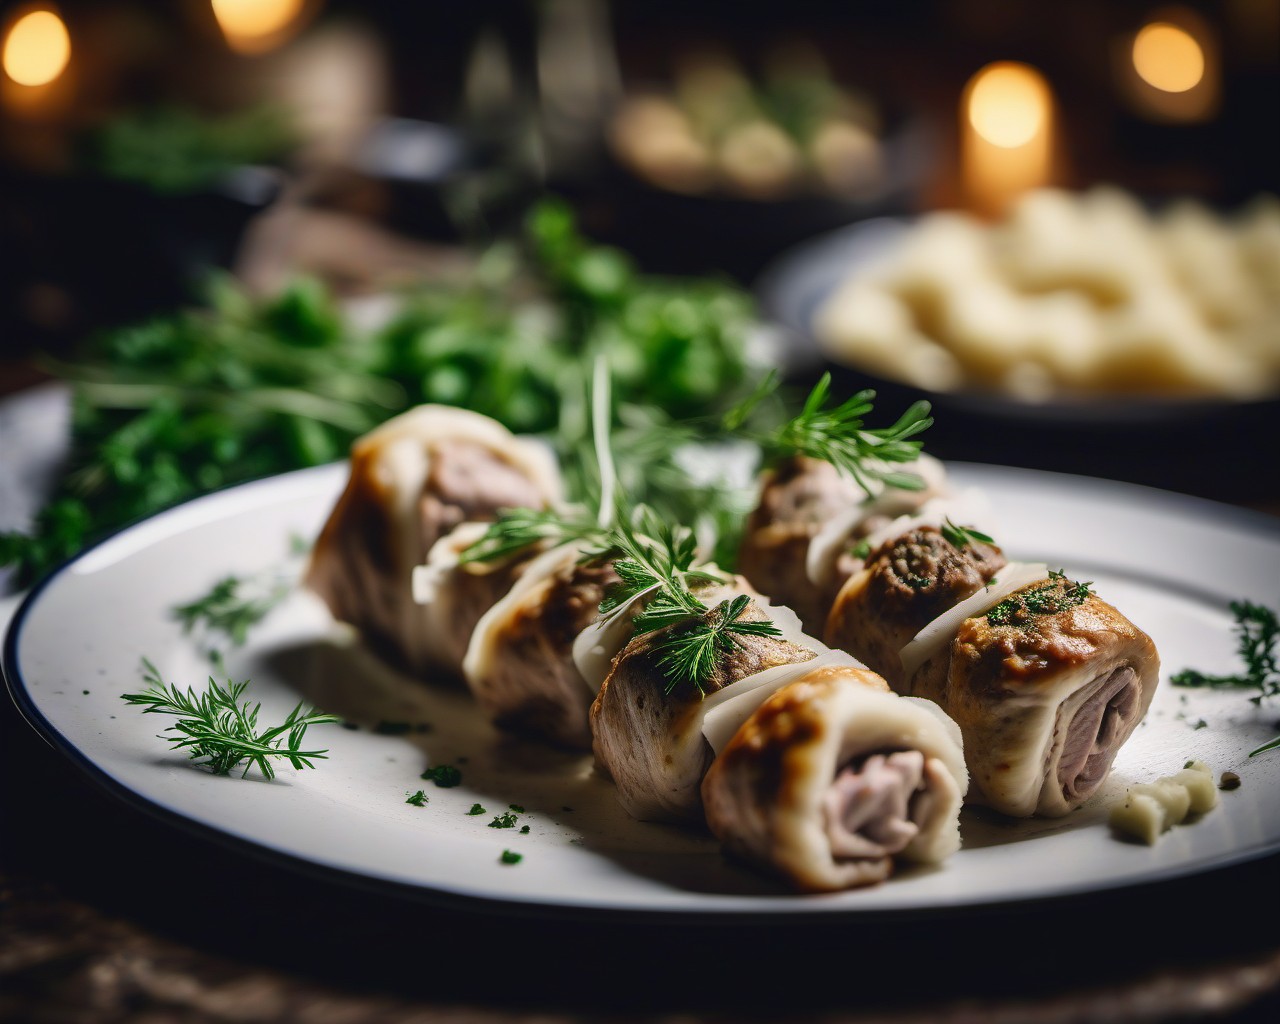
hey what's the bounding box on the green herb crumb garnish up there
[467,803,486,816]
[851,539,871,560]
[500,850,523,865]
[987,570,1093,627]
[405,790,428,807]
[421,764,463,787]
[509,803,525,812]
[489,812,519,829]
[520,825,530,834]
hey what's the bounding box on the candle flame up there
[2,8,70,87]
[965,62,1049,150]
[211,0,306,55]
[1132,22,1204,93]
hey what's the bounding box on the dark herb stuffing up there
[986,570,1093,628]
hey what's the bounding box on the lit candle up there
[2,4,74,119]
[961,61,1055,216]
[211,0,309,56]
[1118,7,1218,122]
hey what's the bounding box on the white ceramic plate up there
[5,462,1280,917]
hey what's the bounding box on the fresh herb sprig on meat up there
[941,518,995,551]
[726,372,933,496]
[1172,600,1280,756]
[120,658,338,778]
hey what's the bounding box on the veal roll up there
[702,664,968,892]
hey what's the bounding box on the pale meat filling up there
[822,750,938,861]
[1058,665,1141,801]
[418,440,547,541]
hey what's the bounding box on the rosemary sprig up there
[737,372,933,496]
[120,658,338,778]
[1172,600,1280,756]
[941,518,995,551]
[650,594,783,695]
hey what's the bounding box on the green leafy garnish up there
[460,506,607,565]
[649,594,783,696]
[740,373,932,496]
[489,812,519,829]
[421,764,463,788]
[500,849,523,865]
[83,104,296,194]
[467,803,486,816]
[1172,600,1280,756]
[120,658,337,779]
[405,790,428,807]
[851,538,872,560]
[940,518,995,551]
[986,570,1093,627]
[172,572,292,649]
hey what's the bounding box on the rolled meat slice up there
[824,524,1006,689]
[702,664,968,892]
[738,454,949,633]
[305,405,562,674]
[462,543,619,749]
[908,573,1159,817]
[410,523,546,677]
[590,595,817,822]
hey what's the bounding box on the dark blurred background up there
[1,0,1278,506]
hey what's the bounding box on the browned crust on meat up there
[948,593,1147,699]
[478,560,618,748]
[824,526,1005,687]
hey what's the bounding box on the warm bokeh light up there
[2,9,70,87]
[961,62,1055,215]
[211,0,306,54]
[966,62,1049,149]
[1132,22,1205,93]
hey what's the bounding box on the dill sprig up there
[458,506,607,565]
[172,572,292,648]
[1172,600,1280,756]
[737,372,933,496]
[463,358,620,567]
[650,594,783,695]
[120,658,338,778]
[941,518,995,551]
[597,507,781,695]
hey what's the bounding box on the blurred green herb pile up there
[82,105,297,194]
[0,201,766,585]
